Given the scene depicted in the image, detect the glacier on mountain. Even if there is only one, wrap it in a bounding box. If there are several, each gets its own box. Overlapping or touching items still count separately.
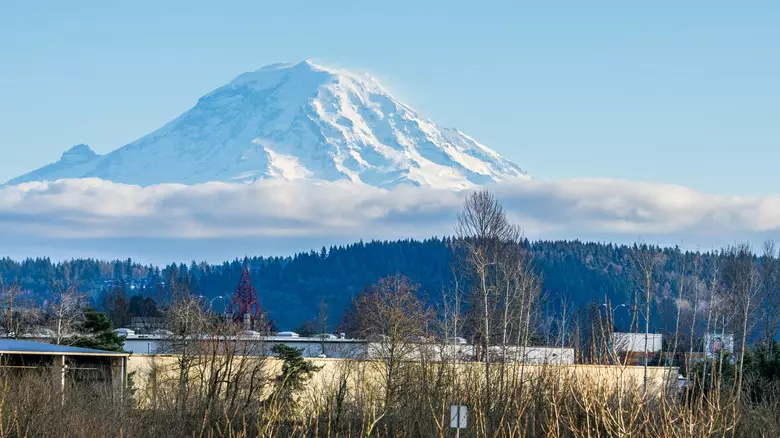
[7,61,528,189]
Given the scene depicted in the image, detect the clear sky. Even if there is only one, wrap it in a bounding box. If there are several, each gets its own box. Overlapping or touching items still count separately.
[1,1,778,195]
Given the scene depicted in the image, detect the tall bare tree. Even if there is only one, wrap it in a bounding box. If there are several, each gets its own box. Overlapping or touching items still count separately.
[686,254,703,384]
[157,275,214,415]
[456,190,514,413]
[441,266,464,342]
[759,240,780,343]
[0,280,41,337]
[0,280,22,336]
[48,279,87,344]
[356,275,431,408]
[721,243,760,402]
[669,247,685,376]
[632,243,664,394]
[702,251,720,393]
[454,189,541,430]
[354,274,432,434]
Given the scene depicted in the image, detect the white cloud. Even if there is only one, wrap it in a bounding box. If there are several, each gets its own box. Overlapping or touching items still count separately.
[2,178,780,258]
[0,179,462,239]
[491,179,780,237]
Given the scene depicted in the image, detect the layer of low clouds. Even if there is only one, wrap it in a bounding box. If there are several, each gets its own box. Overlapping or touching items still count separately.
[1,178,780,263]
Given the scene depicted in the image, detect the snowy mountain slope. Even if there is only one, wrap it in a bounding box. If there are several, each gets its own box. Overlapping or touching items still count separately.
[10,144,104,183]
[7,61,528,189]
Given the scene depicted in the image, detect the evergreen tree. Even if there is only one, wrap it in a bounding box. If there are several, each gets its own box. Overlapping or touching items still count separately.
[68,308,125,352]
[271,344,322,413]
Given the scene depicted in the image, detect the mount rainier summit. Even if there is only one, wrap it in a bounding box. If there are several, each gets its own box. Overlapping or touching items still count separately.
[8,61,528,189]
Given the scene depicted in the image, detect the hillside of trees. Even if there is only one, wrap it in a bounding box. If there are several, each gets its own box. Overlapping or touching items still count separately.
[0,237,759,337]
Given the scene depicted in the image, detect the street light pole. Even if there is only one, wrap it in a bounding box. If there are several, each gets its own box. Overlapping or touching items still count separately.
[210,296,223,312]
[197,295,223,313]
[601,303,627,363]
[601,303,627,325]
[601,303,627,316]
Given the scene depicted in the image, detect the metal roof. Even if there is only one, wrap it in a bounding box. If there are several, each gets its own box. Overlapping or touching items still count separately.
[0,339,128,357]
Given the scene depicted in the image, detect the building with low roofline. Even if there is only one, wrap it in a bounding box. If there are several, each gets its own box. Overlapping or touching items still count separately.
[0,339,129,400]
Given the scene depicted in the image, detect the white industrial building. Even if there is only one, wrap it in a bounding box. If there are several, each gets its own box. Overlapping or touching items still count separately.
[6,329,574,365]
[119,331,574,364]
[121,331,365,358]
[611,332,663,353]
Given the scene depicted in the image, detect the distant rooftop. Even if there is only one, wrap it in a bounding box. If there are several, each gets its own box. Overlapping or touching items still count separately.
[0,339,128,356]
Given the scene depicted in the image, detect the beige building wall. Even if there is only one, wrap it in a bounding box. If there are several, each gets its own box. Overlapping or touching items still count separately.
[128,354,675,410]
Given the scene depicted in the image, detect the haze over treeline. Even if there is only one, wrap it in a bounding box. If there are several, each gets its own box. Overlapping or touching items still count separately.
[2,237,778,340]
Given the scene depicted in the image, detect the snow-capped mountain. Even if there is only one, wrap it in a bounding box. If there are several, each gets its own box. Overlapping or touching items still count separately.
[7,61,528,189]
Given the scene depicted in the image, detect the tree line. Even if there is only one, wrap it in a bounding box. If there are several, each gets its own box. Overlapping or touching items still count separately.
[2,241,779,344]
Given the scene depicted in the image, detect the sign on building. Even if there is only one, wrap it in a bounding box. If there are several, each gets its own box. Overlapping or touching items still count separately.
[704,333,733,359]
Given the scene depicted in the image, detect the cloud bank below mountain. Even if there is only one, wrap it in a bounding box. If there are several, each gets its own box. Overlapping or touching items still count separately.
[1,178,779,262]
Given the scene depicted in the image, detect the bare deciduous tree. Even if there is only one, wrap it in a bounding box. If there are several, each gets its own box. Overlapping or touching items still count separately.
[156,275,214,415]
[759,240,780,343]
[454,189,543,432]
[0,280,41,337]
[721,243,760,402]
[354,274,432,431]
[632,243,664,394]
[48,279,87,344]
[702,251,720,393]
[455,190,519,416]
[441,266,464,343]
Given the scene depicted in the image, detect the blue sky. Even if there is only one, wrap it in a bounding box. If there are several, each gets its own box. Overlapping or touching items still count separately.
[1,1,778,195]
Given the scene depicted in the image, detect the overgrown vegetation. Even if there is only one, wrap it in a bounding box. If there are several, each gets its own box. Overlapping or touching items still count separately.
[1,344,779,437]
[1,189,779,437]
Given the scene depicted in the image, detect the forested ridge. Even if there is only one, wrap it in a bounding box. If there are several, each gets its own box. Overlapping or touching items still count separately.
[0,238,727,332]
